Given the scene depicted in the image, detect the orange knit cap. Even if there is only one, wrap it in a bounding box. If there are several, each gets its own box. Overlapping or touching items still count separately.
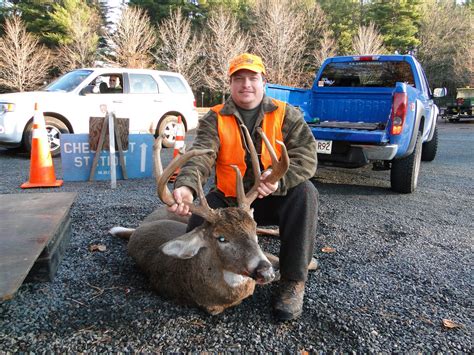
[228,53,266,76]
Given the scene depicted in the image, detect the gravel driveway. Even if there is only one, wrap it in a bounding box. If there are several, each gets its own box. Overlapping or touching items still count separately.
[0,119,472,352]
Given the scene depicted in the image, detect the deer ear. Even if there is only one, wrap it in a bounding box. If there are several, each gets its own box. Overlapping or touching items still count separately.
[161,229,207,259]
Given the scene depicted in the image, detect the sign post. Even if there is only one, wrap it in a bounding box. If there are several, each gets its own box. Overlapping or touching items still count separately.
[108,111,117,189]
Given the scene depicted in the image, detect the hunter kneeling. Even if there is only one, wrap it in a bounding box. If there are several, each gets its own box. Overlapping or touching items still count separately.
[169,53,319,321]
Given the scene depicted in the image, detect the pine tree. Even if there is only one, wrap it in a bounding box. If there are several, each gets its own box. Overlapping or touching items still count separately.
[365,0,421,54]
[317,0,362,55]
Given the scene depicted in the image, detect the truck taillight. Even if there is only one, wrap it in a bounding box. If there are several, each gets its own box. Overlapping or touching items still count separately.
[193,99,197,107]
[456,98,464,105]
[391,92,407,135]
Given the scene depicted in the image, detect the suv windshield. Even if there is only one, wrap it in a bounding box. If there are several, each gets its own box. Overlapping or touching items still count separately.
[44,70,93,92]
[318,61,415,88]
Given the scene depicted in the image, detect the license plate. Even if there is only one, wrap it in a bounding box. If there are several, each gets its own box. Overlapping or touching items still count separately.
[316,140,332,154]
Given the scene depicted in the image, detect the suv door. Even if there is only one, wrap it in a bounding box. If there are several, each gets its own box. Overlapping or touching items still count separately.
[76,73,128,133]
[122,72,165,134]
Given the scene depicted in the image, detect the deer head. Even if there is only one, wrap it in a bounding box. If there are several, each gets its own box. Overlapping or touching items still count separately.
[153,126,289,285]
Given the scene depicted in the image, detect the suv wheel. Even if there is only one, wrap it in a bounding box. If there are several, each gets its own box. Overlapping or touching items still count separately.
[157,115,183,148]
[23,116,69,157]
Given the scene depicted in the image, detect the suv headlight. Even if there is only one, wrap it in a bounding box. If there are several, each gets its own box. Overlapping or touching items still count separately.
[0,103,15,114]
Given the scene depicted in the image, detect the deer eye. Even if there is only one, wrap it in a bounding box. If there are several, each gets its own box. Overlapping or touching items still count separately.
[217,236,227,243]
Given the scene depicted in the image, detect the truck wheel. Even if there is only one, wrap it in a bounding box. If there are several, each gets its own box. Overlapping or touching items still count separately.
[421,126,438,162]
[390,132,422,193]
[156,115,179,148]
[23,116,69,157]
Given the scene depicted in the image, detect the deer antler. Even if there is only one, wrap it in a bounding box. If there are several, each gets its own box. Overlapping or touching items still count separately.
[237,125,290,210]
[154,137,216,222]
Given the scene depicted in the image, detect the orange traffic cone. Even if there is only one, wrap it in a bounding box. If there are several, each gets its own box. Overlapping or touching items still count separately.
[21,103,63,189]
[168,116,185,183]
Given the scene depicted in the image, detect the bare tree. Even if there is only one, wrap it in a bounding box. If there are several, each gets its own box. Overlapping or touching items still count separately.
[50,0,101,72]
[0,16,51,92]
[315,31,338,65]
[251,0,311,87]
[351,22,386,55]
[153,8,203,89]
[417,0,473,92]
[105,6,157,68]
[203,6,249,100]
[308,30,337,82]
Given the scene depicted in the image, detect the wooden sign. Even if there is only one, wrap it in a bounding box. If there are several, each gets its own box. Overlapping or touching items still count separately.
[89,116,129,151]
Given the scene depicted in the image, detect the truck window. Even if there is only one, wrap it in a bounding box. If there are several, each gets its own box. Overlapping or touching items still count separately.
[318,61,415,88]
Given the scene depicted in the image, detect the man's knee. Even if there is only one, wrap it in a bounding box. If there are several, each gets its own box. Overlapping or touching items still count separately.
[288,180,319,207]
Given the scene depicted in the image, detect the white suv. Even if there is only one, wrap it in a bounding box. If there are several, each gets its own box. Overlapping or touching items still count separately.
[0,68,198,156]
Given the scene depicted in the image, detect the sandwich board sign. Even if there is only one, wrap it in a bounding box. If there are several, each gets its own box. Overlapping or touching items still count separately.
[60,134,155,181]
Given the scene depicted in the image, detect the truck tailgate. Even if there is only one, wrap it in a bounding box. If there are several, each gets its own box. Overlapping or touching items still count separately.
[309,88,394,144]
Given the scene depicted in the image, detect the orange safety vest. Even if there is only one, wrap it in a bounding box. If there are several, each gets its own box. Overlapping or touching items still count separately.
[211,99,286,197]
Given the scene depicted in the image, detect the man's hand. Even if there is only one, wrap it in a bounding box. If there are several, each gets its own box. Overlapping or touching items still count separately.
[257,169,279,199]
[168,186,194,216]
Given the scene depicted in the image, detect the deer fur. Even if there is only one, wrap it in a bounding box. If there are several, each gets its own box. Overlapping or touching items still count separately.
[113,207,275,315]
[110,126,291,315]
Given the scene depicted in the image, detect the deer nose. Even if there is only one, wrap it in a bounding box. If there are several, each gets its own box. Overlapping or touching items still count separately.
[251,260,275,284]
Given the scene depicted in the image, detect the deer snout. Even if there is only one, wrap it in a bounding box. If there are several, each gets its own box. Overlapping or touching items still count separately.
[251,260,275,285]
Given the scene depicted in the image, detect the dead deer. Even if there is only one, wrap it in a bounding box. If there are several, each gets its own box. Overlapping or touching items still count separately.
[110,126,291,315]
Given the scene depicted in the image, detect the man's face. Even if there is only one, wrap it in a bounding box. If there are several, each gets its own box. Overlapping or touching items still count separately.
[109,76,119,87]
[230,69,266,109]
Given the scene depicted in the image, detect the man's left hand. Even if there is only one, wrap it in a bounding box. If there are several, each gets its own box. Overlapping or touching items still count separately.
[257,169,278,199]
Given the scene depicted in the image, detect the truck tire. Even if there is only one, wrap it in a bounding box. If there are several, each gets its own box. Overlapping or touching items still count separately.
[421,126,438,162]
[23,116,69,157]
[390,132,422,193]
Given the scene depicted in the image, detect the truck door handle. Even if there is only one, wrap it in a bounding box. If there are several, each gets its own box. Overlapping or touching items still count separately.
[154,99,163,103]
[113,100,123,103]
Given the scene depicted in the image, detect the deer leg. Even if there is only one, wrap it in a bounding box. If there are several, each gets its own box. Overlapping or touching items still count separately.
[109,227,135,239]
[264,252,318,272]
[256,227,279,237]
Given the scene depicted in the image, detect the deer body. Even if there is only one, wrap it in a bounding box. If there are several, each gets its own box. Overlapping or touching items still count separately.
[125,216,263,314]
[111,126,290,315]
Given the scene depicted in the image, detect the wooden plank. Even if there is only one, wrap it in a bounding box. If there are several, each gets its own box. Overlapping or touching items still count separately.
[0,192,77,301]
[25,217,72,283]
[89,117,108,181]
[114,115,128,180]
[89,116,129,151]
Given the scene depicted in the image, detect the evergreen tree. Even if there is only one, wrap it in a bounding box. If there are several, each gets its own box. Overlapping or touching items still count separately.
[129,0,254,31]
[128,0,199,25]
[0,0,57,45]
[316,0,361,55]
[365,0,421,54]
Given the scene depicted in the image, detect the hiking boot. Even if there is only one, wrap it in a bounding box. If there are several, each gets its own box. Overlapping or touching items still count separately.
[273,280,305,321]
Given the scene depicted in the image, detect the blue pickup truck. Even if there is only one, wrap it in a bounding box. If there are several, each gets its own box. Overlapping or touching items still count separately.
[266,55,445,193]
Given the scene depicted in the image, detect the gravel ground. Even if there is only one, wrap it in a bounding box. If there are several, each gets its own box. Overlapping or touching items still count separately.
[0,119,472,352]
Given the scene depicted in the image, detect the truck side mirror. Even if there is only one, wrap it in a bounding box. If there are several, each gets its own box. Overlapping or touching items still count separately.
[433,88,447,97]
